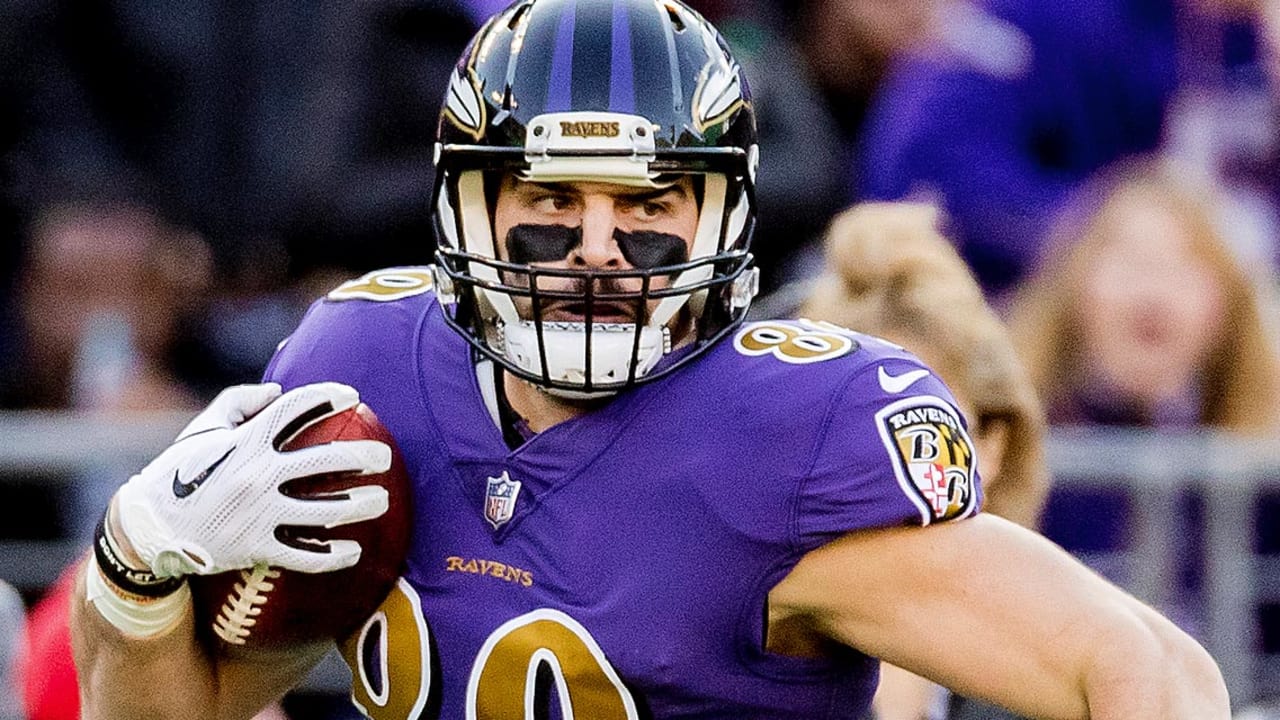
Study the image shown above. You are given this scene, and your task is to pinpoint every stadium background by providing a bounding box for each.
[0,0,1276,718]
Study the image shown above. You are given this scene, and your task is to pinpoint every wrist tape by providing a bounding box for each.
[86,555,190,638]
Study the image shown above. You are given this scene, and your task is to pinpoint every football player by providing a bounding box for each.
[70,1,1229,718]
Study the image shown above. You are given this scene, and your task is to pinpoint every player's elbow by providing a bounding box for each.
[1082,609,1230,719]
[1156,622,1230,717]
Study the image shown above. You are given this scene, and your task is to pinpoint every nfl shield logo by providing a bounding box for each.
[484,471,522,529]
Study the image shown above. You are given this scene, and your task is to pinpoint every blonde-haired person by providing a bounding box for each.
[1003,160,1280,709]
[1006,159,1280,434]
[799,202,1048,720]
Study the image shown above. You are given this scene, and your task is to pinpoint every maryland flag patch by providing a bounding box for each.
[876,396,978,524]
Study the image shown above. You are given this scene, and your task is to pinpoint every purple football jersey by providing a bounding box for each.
[263,268,984,719]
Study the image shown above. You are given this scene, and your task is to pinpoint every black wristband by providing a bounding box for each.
[93,512,186,599]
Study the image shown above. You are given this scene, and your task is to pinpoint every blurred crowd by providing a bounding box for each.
[1,0,1278,718]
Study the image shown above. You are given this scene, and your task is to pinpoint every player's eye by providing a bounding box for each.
[527,192,574,213]
[640,200,669,218]
[623,197,672,220]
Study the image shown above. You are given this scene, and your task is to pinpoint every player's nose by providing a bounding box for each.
[570,200,626,269]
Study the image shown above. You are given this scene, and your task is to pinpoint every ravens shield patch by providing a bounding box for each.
[876,397,978,524]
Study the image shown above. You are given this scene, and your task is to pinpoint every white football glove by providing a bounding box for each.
[114,382,392,577]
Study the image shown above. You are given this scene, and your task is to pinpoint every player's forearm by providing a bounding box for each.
[69,559,219,720]
[1079,607,1230,719]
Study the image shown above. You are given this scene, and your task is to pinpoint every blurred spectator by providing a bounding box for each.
[857,0,1272,299]
[794,0,945,142]
[1166,2,1279,272]
[3,0,474,391]
[797,202,1047,720]
[2,203,210,542]
[1005,158,1280,666]
[0,580,23,720]
[6,204,208,412]
[1007,160,1280,434]
[702,0,962,294]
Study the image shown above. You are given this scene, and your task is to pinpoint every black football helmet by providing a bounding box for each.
[432,0,759,398]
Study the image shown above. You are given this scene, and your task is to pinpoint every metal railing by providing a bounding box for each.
[0,413,1276,708]
[1043,427,1280,708]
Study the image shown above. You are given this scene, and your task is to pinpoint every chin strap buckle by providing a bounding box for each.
[729,267,760,312]
[432,265,457,305]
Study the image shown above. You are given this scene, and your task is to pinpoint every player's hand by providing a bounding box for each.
[113,382,392,577]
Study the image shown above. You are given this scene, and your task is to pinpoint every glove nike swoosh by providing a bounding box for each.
[172,447,236,498]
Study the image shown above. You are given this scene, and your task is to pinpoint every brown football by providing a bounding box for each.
[190,402,412,652]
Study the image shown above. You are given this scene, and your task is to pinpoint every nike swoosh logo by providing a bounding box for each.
[878,366,931,394]
[172,447,236,498]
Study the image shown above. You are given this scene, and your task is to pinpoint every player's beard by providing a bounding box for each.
[524,273,666,327]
